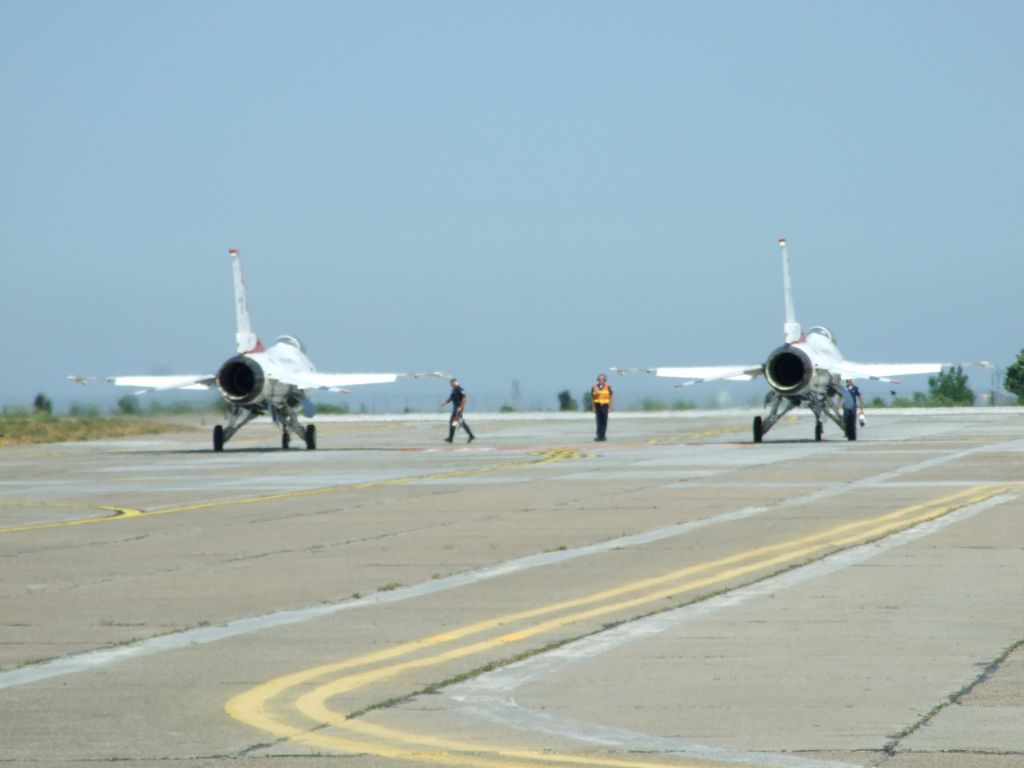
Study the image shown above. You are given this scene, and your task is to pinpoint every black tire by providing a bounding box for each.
[815,420,823,442]
[305,424,317,450]
[753,416,763,443]
[213,425,225,452]
[844,410,857,441]
[282,431,290,450]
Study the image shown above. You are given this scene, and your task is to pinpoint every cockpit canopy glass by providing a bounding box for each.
[806,326,834,343]
[275,335,307,353]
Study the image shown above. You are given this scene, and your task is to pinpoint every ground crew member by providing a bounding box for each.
[845,378,866,426]
[441,378,475,443]
[591,373,613,441]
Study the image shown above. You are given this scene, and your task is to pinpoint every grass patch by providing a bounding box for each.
[0,412,191,446]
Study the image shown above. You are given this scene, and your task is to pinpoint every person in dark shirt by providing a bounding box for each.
[845,378,866,426]
[441,378,475,443]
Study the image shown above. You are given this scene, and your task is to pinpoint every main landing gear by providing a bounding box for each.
[751,393,796,443]
[751,391,856,443]
[212,406,258,452]
[277,419,315,450]
[211,405,317,451]
[275,423,316,450]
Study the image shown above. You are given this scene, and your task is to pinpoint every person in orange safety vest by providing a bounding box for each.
[591,373,614,441]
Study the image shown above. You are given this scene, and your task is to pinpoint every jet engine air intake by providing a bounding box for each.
[217,355,267,404]
[764,345,813,396]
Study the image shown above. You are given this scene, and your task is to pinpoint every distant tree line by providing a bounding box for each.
[1005,351,1024,404]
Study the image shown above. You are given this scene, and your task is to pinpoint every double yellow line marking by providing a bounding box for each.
[226,483,1009,767]
[0,449,586,536]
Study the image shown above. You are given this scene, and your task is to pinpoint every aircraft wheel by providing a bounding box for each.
[844,410,857,441]
[282,431,290,450]
[305,424,317,450]
[213,425,225,452]
[752,416,763,443]
[815,421,823,442]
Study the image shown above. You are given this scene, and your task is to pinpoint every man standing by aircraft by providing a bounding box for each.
[846,378,866,426]
[442,378,475,444]
[591,373,613,441]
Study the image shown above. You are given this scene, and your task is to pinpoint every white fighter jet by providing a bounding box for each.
[71,249,445,451]
[614,238,986,443]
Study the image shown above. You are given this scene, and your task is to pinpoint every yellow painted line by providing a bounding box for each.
[0,450,586,536]
[227,484,1009,766]
[306,717,721,768]
[230,483,1001,697]
[292,487,1000,701]
[644,422,750,445]
[0,506,145,534]
[643,415,801,445]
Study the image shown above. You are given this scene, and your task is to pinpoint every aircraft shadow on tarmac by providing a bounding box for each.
[118,446,419,456]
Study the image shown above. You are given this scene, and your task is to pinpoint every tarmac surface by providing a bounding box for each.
[1,408,1022,768]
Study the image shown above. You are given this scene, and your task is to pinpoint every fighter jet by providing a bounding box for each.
[71,249,445,451]
[613,238,986,443]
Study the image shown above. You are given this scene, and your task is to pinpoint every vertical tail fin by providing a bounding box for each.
[230,249,264,353]
[779,238,802,343]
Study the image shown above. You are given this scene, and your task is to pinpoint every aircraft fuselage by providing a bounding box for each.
[217,336,312,409]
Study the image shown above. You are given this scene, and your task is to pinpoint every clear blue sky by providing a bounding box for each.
[2,1,1020,411]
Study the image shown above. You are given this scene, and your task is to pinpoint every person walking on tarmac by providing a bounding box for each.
[845,378,866,426]
[441,378,475,443]
[591,373,613,441]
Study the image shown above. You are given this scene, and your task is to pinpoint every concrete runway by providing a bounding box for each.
[1,408,1022,768]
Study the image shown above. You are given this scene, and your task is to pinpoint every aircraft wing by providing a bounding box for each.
[833,362,944,384]
[69,375,216,393]
[279,372,400,393]
[282,370,451,393]
[613,365,763,386]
